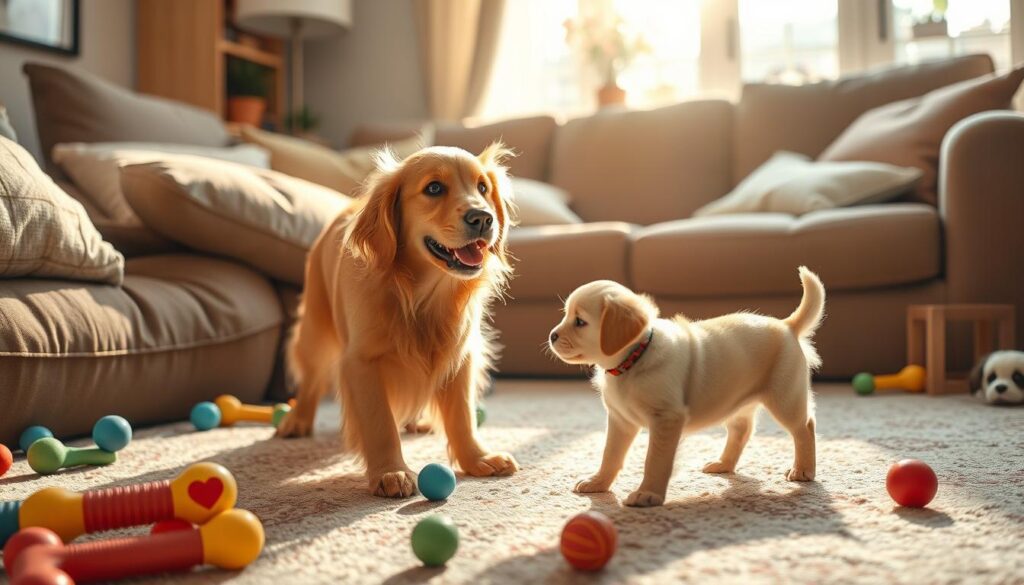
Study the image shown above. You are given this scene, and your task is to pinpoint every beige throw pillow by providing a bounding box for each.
[239,126,424,196]
[819,66,1024,205]
[120,156,351,285]
[53,142,271,223]
[510,178,582,226]
[0,136,124,285]
[693,152,921,217]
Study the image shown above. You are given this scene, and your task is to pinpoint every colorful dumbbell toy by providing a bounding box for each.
[214,395,283,427]
[853,365,927,395]
[3,509,264,585]
[0,462,237,546]
[27,438,117,475]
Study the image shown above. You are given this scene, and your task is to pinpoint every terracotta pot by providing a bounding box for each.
[227,96,266,126]
[597,82,626,107]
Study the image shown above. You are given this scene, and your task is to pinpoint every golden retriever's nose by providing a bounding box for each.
[464,208,494,238]
[549,331,559,343]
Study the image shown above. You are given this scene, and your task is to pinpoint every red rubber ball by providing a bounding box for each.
[886,459,938,508]
[560,511,618,571]
[0,444,12,477]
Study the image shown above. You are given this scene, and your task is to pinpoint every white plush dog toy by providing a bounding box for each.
[969,350,1024,405]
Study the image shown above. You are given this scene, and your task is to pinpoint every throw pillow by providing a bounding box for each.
[819,66,1024,205]
[510,178,582,226]
[693,151,921,217]
[0,106,17,142]
[0,136,124,285]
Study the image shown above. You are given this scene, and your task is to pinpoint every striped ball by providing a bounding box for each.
[560,511,617,571]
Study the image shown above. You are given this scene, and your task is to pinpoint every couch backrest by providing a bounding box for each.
[734,54,995,183]
[550,100,734,225]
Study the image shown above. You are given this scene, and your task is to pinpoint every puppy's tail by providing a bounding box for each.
[784,267,826,338]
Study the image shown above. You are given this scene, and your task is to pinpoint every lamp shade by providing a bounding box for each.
[235,0,352,38]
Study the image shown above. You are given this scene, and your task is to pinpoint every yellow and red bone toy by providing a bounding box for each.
[0,462,236,546]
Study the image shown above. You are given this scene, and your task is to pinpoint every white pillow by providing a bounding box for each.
[510,178,582,226]
[52,142,271,222]
[693,151,922,217]
[0,136,124,285]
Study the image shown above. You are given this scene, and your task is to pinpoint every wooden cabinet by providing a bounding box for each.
[137,0,286,129]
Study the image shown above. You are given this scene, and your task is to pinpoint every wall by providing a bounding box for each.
[0,0,136,161]
[304,0,426,148]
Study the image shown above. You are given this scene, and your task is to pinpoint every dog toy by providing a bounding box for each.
[886,459,938,508]
[190,402,222,431]
[0,462,237,546]
[272,403,291,427]
[27,438,116,475]
[0,444,12,477]
[561,511,617,571]
[19,426,54,452]
[92,416,132,452]
[3,508,263,585]
[214,395,288,427]
[476,404,487,427]
[418,463,456,501]
[411,515,459,567]
[969,350,1024,405]
[853,365,926,395]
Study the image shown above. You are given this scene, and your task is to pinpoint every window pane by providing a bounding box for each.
[893,0,1013,71]
[739,0,839,84]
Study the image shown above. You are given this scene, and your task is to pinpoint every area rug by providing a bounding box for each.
[1,381,1022,584]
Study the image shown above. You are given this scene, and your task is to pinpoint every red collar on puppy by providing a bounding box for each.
[606,329,654,376]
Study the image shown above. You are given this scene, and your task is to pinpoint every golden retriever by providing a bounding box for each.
[547,267,824,507]
[276,144,520,497]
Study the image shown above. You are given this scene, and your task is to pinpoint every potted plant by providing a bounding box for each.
[564,11,650,107]
[912,0,948,39]
[227,58,268,126]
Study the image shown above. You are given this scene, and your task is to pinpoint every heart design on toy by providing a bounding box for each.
[188,478,224,509]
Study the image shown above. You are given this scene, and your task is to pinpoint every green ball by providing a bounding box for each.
[272,403,291,428]
[852,373,875,395]
[27,437,65,474]
[475,404,487,427]
[411,515,459,567]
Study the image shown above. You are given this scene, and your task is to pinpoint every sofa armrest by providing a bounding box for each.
[940,111,1024,338]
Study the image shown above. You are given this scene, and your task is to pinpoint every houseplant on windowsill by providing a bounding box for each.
[227,58,269,126]
[564,11,649,107]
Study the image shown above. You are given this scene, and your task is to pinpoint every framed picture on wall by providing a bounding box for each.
[0,0,79,55]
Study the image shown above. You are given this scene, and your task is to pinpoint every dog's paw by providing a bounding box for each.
[404,420,432,434]
[574,476,612,493]
[369,469,418,498]
[702,460,736,474]
[274,411,313,438]
[786,467,815,482]
[624,489,665,507]
[460,452,519,477]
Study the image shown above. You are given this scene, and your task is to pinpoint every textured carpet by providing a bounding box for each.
[1,381,1022,585]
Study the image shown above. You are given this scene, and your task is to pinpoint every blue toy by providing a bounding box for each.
[93,415,133,452]
[190,402,222,431]
[418,463,456,501]
[18,426,53,453]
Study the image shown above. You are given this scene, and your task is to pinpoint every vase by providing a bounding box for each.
[227,96,266,126]
[597,82,627,107]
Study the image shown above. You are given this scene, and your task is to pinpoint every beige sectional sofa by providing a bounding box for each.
[1,55,1022,445]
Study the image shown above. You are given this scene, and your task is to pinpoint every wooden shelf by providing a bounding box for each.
[219,40,283,68]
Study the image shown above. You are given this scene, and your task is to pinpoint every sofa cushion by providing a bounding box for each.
[0,105,16,142]
[508,222,634,300]
[0,136,124,285]
[23,63,230,168]
[632,204,940,296]
[511,178,582,226]
[550,101,733,225]
[734,54,995,183]
[121,156,352,286]
[819,66,1024,205]
[0,255,282,445]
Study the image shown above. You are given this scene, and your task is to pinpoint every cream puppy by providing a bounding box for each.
[548,267,825,507]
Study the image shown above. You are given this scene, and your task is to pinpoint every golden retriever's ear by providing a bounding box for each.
[349,148,403,269]
[600,293,655,356]
[479,141,517,270]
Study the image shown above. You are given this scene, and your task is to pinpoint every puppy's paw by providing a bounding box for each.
[274,411,313,438]
[404,420,432,434]
[702,460,736,474]
[786,467,815,482]
[574,476,613,493]
[460,452,519,477]
[369,469,418,498]
[624,489,665,507]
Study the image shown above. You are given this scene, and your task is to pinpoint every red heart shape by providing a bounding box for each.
[188,477,224,509]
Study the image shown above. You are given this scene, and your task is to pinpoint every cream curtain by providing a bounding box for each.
[415,0,507,121]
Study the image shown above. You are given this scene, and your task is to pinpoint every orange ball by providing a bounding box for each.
[886,459,938,508]
[0,444,12,477]
[560,511,617,571]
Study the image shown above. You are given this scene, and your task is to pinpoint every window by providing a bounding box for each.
[739,0,839,84]
[893,0,1014,71]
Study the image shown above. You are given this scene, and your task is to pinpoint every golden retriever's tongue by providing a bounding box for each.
[453,242,484,267]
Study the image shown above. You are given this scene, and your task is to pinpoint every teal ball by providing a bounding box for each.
[852,373,876,395]
[93,415,132,452]
[18,426,53,453]
[191,402,221,431]
[418,463,456,501]
[411,515,459,566]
